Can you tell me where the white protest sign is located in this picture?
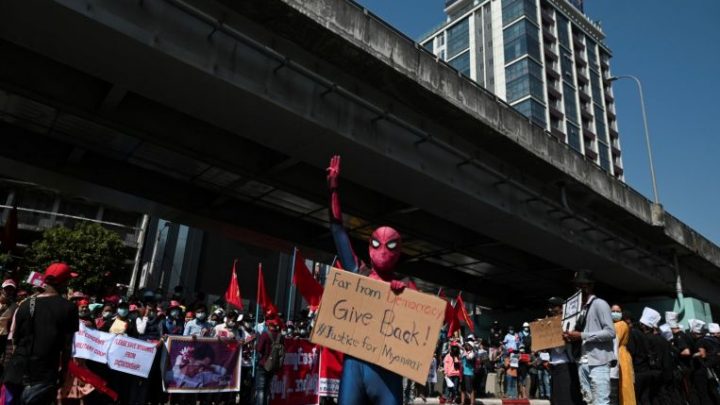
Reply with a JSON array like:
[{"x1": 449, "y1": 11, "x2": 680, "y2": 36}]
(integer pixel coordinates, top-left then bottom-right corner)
[
  {"x1": 72, "y1": 323, "x2": 114, "y2": 364},
  {"x1": 107, "y1": 335, "x2": 157, "y2": 378}
]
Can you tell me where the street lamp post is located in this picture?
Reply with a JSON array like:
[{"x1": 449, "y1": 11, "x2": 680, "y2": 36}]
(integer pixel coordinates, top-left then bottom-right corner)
[{"x1": 609, "y1": 75, "x2": 660, "y2": 205}]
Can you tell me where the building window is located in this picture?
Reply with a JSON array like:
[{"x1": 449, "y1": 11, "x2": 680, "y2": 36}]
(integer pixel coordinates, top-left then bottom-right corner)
[
  {"x1": 449, "y1": 51, "x2": 471, "y2": 76},
  {"x1": 563, "y1": 82, "x2": 578, "y2": 124},
  {"x1": 447, "y1": 18, "x2": 470, "y2": 59},
  {"x1": 567, "y1": 122, "x2": 581, "y2": 151},
  {"x1": 513, "y1": 98, "x2": 547, "y2": 127},
  {"x1": 586, "y1": 37, "x2": 598, "y2": 70},
  {"x1": 598, "y1": 142, "x2": 611, "y2": 171},
  {"x1": 557, "y1": 14, "x2": 570, "y2": 50},
  {"x1": 591, "y1": 70, "x2": 603, "y2": 106},
  {"x1": 423, "y1": 40, "x2": 434, "y2": 53},
  {"x1": 502, "y1": 0, "x2": 537, "y2": 25},
  {"x1": 505, "y1": 58, "x2": 545, "y2": 102},
  {"x1": 594, "y1": 105, "x2": 607, "y2": 138},
  {"x1": 561, "y1": 50, "x2": 574, "y2": 83},
  {"x1": 504, "y1": 20, "x2": 541, "y2": 62}
]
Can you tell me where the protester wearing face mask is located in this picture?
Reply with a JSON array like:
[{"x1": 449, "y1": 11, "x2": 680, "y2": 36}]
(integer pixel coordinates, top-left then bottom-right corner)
[
  {"x1": 137, "y1": 305, "x2": 163, "y2": 342},
  {"x1": 109, "y1": 302, "x2": 139, "y2": 337},
  {"x1": 183, "y1": 304, "x2": 212, "y2": 337},
  {"x1": 610, "y1": 304, "x2": 635, "y2": 405},
  {"x1": 164, "y1": 301, "x2": 185, "y2": 336},
  {"x1": 97, "y1": 304, "x2": 116, "y2": 331}
]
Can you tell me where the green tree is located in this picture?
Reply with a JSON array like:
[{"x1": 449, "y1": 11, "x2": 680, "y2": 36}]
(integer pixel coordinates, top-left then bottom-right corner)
[{"x1": 24, "y1": 223, "x2": 127, "y2": 293}]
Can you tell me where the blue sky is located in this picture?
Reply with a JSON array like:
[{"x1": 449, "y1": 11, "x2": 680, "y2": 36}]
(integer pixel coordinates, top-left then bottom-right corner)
[{"x1": 355, "y1": 0, "x2": 720, "y2": 244}]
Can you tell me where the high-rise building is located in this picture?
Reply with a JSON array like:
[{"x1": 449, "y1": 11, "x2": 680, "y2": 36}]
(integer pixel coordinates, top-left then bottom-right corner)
[{"x1": 421, "y1": 0, "x2": 623, "y2": 178}]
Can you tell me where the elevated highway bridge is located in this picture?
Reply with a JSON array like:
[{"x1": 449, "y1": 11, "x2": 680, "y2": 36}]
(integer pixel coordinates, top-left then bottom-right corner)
[{"x1": 0, "y1": 0, "x2": 718, "y2": 312}]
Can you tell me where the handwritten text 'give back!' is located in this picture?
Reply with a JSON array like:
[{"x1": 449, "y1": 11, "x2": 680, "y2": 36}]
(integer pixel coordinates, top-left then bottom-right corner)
[{"x1": 310, "y1": 268, "x2": 445, "y2": 384}]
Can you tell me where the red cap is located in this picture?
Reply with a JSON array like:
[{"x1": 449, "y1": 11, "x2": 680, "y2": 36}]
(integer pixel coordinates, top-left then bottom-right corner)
[
  {"x1": 169, "y1": 300, "x2": 182, "y2": 309},
  {"x1": 44, "y1": 263, "x2": 78, "y2": 285},
  {"x1": 129, "y1": 304, "x2": 139, "y2": 312},
  {"x1": 77, "y1": 299, "x2": 90, "y2": 307}
]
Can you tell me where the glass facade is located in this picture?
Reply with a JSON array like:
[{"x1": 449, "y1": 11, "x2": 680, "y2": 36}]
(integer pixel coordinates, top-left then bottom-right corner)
[
  {"x1": 506, "y1": 58, "x2": 544, "y2": 102},
  {"x1": 514, "y1": 98, "x2": 547, "y2": 127},
  {"x1": 561, "y1": 50, "x2": 574, "y2": 82},
  {"x1": 449, "y1": 51, "x2": 471, "y2": 76},
  {"x1": 586, "y1": 38, "x2": 598, "y2": 70},
  {"x1": 590, "y1": 70, "x2": 603, "y2": 105},
  {"x1": 557, "y1": 14, "x2": 570, "y2": 50},
  {"x1": 594, "y1": 105, "x2": 606, "y2": 138},
  {"x1": 563, "y1": 82, "x2": 578, "y2": 124},
  {"x1": 502, "y1": 0, "x2": 537, "y2": 25},
  {"x1": 447, "y1": 18, "x2": 470, "y2": 59},
  {"x1": 504, "y1": 20, "x2": 541, "y2": 62},
  {"x1": 423, "y1": 39, "x2": 434, "y2": 53},
  {"x1": 598, "y1": 142, "x2": 611, "y2": 171},
  {"x1": 567, "y1": 122, "x2": 581, "y2": 152}
]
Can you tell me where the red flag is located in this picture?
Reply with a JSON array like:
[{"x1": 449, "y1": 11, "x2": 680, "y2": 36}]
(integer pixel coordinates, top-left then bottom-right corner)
[
  {"x1": 455, "y1": 293, "x2": 476, "y2": 332},
  {"x1": 224, "y1": 259, "x2": 243, "y2": 310},
  {"x1": 257, "y1": 263, "x2": 277, "y2": 314},
  {"x1": 446, "y1": 303, "x2": 460, "y2": 338},
  {"x1": 292, "y1": 249, "x2": 324, "y2": 310},
  {"x1": 2, "y1": 206, "x2": 17, "y2": 253},
  {"x1": 67, "y1": 360, "x2": 118, "y2": 401}
]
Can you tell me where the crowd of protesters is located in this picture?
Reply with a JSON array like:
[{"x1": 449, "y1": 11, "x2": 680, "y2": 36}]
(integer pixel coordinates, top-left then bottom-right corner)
[{"x1": 1, "y1": 262, "x2": 720, "y2": 405}]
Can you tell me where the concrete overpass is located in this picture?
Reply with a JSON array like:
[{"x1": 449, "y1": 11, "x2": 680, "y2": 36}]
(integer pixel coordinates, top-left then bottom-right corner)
[{"x1": 0, "y1": 0, "x2": 718, "y2": 311}]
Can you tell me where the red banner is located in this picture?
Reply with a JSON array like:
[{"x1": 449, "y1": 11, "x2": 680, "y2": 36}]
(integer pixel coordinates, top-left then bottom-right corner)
[
  {"x1": 269, "y1": 339, "x2": 320, "y2": 405},
  {"x1": 318, "y1": 347, "x2": 342, "y2": 397},
  {"x1": 268, "y1": 340, "x2": 344, "y2": 405}
]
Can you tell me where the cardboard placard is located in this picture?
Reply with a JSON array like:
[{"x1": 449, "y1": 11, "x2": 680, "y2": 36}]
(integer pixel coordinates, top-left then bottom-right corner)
[
  {"x1": 310, "y1": 268, "x2": 445, "y2": 384},
  {"x1": 529, "y1": 315, "x2": 565, "y2": 352}
]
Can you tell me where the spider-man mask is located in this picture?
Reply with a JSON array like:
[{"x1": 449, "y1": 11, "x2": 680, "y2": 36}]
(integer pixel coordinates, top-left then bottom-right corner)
[{"x1": 369, "y1": 226, "x2": 402, "y2": 274}]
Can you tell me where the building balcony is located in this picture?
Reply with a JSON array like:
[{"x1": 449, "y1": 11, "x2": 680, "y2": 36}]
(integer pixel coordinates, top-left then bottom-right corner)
[
  {"x1": 613, "y1": 164, "x2": 624, "y2": 176},
  {"x1": 575, "y1": 53, "x2": 587, "y2": 67},
  {"x1": 547, "y1": 84, "x2": 562, "y2": 99},
  {"x1": 545, "y1": 64, "x2": 561, "y2": 80},
  {"x1": 550, "y1": 127, "x2": 566, "y2": 141},
  {"x1": 577, "y1": 70, "x2": 589, "y2": 84},
  {"x1": 609, "y1": 127, "x2": 619, "y2": 139},
  {"x1": 549, "y1": 104, "x2": 564, "y2": 119},
  {"x1": 573, "y1": 36, "x2": 585, "y2": 50},
  {"x1": 579, "y1": 89, "x2": 591, "y2": 102},
  {"x1": 601, "y1": 58, "x2": 610, "y2": 69},
  {"x1": 544, "y1": 46, "x2": 558, "y2": 61},
  {"x1": 585, "y1": 148, "x2": 598, "y2": 160},
  {"x1": 607, "y1": 110, "x2": 616, "y2": 120},
  {"x1": 583, "y1": 128, "x2": 596, "y2": 140},
  {"x1": 611, "y1": 145, "x2": 622, "y2": 156},
  {"x1": 604, "y1": 89, "x2": 614, "y2": 103},
  {"x1": 543, "y1": 27, "x2": 557, "y2": 43},
  {"x1": 541, "y1": 8, "x2": 554, "y2": 24},
  {"x1": 581, "y1": 108, "x2": 592, "y2": 120}
]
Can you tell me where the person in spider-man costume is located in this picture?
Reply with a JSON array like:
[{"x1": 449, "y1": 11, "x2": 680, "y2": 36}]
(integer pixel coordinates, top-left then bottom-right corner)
[{"x1": 326, "y1": 155, "x2": 416, "y2": 405}]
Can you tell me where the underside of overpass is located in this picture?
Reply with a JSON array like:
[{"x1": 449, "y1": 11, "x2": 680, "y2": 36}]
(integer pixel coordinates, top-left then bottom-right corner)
[{"x1": 0, "y1": 0, "x2": 718, "y2": 311}]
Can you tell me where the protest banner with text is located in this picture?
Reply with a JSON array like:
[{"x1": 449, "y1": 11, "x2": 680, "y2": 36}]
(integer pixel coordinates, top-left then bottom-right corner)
[
  {"x1": 529, "y1": 315, "x2": 565, "y2": 352},
  {"x1": 107, "y1": 335, "x2": 158, "y2": 378},
  {"x1": 72, "y1": 323, "x2": 114, "y2": 364},
  {"x1": 310, "y1": 267, "x2": 445, "y2": 384},
  {"x1": 269, "y1": 339, "x2": 319, "y2": 405}
]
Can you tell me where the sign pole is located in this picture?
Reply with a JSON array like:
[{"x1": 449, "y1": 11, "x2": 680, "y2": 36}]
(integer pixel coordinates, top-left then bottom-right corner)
[
  {"x1": 252, "y1": 263, "x2": 262, "y2": 378},
  {"x1": 286, "y1": 247, "x2": 297, "y2": 321}
]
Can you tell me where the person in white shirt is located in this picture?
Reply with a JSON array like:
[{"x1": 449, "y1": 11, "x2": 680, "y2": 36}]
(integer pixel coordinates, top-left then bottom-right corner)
[{"x1": 213, "y1": 311, "x2": 248, "y2": 340}]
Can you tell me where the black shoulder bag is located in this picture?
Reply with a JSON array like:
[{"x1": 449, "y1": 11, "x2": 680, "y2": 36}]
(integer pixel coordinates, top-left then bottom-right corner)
[{"x1": 4, "y1": 296, "x2": 36, "y2": 385}]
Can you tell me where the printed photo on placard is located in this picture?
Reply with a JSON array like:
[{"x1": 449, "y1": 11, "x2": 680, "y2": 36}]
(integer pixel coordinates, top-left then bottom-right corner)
[
  {"x1": 562, "y1": 291, "x2": 583, "y2": 332},
  {"x1": 161, "y1": 336, "x2": 242, "y2": 393}
]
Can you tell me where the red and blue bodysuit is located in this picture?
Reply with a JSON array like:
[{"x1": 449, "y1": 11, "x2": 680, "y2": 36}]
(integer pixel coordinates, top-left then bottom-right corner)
[{"x1": 326, "y1": 155, "x2": 414, "y2": 405}]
